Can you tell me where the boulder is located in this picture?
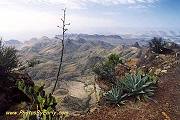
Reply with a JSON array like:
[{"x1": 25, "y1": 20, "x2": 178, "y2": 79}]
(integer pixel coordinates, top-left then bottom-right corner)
[{"x1": 63, "y1": 95, "x2": 91, "y2": 111}]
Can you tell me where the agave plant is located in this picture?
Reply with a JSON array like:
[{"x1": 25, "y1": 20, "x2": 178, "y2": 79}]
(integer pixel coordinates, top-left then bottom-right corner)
[
  {"x1": 105, "y1": 86, "x2": 127, "y2": 105},
  {"x1": 120, "y1": 73, "x2": 157, "y2": 101}
]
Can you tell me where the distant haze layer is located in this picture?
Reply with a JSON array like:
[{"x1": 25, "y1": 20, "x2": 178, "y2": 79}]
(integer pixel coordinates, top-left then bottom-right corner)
[{"x1": 0, "y1": 0, "x2": 180, "y2": 41}]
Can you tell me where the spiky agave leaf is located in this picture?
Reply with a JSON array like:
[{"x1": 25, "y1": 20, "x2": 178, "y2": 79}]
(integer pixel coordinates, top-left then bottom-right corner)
[
  {"x1": 105, "y1": 86, "x2": 127, "y2": 105},
  {"x1": 120, "y1": 73, "x2": 156, "y2": 101}
]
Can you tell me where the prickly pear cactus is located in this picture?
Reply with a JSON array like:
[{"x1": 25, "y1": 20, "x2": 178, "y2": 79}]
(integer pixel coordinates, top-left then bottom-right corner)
[{"x1": 16, "y1": 80, "x2": 58, "y2": 120}]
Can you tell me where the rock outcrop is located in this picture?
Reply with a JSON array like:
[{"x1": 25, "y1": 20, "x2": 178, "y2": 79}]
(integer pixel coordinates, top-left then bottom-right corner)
[
  {"x1": 0, "y1": 71, "x2": 34, "y2": 115},
  {"x1": 63, "y1": 95, "x2": 91, "y2": 111}
]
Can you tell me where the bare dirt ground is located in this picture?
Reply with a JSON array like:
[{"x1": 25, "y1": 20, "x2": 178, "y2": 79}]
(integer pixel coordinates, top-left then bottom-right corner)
[{"x1": 67, "y1": 64, "x2": 180, "y2": 120}]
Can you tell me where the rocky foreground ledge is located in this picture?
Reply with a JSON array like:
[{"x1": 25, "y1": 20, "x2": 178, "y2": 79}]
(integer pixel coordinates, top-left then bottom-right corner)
[{"x1": 0, "y1": 71, "x2": 34, "y2": 115}]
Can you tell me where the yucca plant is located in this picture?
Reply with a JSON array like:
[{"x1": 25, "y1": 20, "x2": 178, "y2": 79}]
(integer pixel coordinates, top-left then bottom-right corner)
[
  {"x1": 105, "y1": 86, "x2": 127, "y2": 105},
  {"x1": 120, "y1": 72, "x2": 157, "y2": 101}
]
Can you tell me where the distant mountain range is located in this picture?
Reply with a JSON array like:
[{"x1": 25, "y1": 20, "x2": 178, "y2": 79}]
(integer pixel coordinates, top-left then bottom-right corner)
[
  {"x1": 54, "y1": 34, "x2": 123, "y2": 45},
  {"x1": 17, "y1": 33, "x2": 147, "y2": 82},
  {"x1": 18, "y1": 36, "x2": 117, "y2": 81},
  {"x1": 3, "y1": 39, "x2": 23, "y2": 49},
  {"x1": 4, "y1": 31, "x2": 180, "y2": 50}
]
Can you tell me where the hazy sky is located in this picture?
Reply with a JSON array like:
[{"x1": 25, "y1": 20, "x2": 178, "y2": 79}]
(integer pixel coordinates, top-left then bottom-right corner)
[{"x1": 0, "y1": 0, "x2": 180, "y2": 41}]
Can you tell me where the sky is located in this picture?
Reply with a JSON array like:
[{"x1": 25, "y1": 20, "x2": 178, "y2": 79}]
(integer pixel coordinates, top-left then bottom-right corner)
[{"x1": 0, "y1": 0, "x2": 180, "y2": 41}]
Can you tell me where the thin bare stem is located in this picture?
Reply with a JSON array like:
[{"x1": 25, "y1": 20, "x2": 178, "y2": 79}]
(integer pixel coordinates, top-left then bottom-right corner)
[{"x1": 52, "y1": 8, "x2": 70, "y2": 94}]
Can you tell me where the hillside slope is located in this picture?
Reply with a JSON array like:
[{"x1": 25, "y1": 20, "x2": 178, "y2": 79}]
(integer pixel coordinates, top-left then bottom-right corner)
[{"x1": 67, "y1": 57, "x2": 180, "y2": 120}]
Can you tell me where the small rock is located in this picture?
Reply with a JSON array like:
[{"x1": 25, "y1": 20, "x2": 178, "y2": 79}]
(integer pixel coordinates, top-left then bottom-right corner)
[
  {"x1": 159, "y1": 54, "x2": 166, "y2": 59},
  {"x1": 161, "y1": 70, "x2": 167, "y2": 73},
  {"x1": 155, "y1": 69, "x2": 161, "y2": 75},
  {"x1": 90, "y1": 107, "x2": 98, "y2": 113},
  {"x1": 164, "y1": 66, "x2": 171, "y2": 69},
  {"x1": 84, "y1": 85, "x2": 94, "y2": 93}
]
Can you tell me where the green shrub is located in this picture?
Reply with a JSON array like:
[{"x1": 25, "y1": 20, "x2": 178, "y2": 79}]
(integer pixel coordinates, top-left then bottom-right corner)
[
  {"x1": 93, "y1": 62, "x2": 116, "y2": 83},
  {"x1": 107, "y1": 54, "x2": 123, "y2": 67},
  {"x1": 149, "y1": 37, "x2": 174, "y2": 54},
  {"x1": 149, "y1": 37, "x2": 165, "y2": 54},
  {"x1": 0, "y1": 40, "x2": 18, "y2": 72},
  {"x1": 93, "y1": 53, "x2": 123, "y2": 84}
]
